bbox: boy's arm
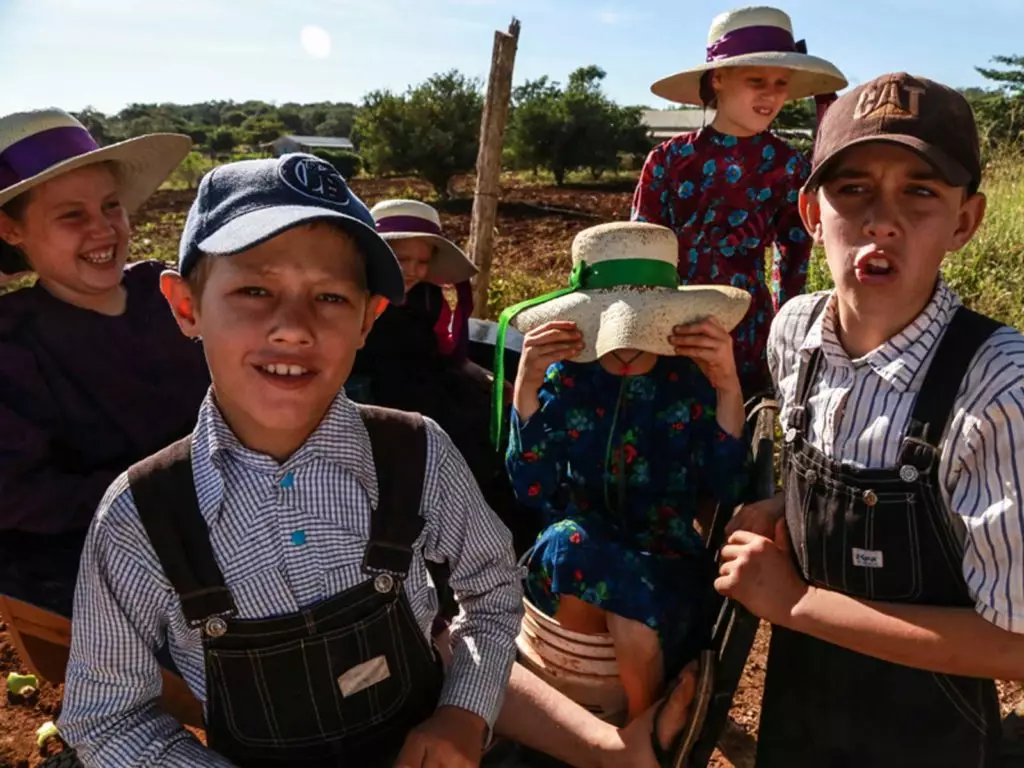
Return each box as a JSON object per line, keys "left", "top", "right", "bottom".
{"left": 719, "top": 385, "right": 1024, "bottom": 680}
{"left": 770, "top": 153, "right": 813, "bottom": 309}
{"left": 422, "top": 425, "right": 525, "bottom": 733}
{"left": 59, "top": 484, "right": 235, "bottom": 767}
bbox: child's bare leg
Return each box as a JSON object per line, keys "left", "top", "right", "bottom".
{"left": 606, "top": 612, "right": 664, "bottom": 722}
{"left": 552, "top": 594, "right": 608, "bottom": 634}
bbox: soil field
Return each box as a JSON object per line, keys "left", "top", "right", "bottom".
{"left": 2, "top": 176, "right": 1023, "bottom": 767}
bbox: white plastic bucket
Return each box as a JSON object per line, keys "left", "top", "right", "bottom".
{"left": 515, "top": 597, "right": 628, "bottom": 725}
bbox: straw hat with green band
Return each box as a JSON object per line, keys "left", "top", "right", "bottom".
{"left": 490, "top": 222, "right": 751, "bottom": 445}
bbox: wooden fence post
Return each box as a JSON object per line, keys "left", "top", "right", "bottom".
{"left": 468, "top": 17, "right": 521, "bottom": 318}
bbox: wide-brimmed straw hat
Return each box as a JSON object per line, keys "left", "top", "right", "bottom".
{"left": 370, "top": 199, "right": 478, "bottom": 285}
{"left": 651, "top": 6, "right": 847, "bottom": 106}
{"left": 0, "top": 108, "right": 191, "bottom": 213}
{"left": 489, "top": 221, "right": 751, "bottom": 444}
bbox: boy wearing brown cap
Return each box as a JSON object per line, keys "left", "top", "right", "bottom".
{"left": 715, "top": 72, "right": 1024, "bottom": 767}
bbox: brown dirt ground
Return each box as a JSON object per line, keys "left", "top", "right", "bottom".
{"left": 3, "top": 177, "right": 1023, "bottom": 766}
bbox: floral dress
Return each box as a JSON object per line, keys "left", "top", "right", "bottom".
{"left": 506, "top": 357, "right": 751, "bottom": 655}
{"left": 631, "top": 127, "right": 812, "bottom": 396}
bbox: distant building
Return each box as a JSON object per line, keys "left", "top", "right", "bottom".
{"left": 640, "top": 108, "right": 813, "bottom": 143}
{"left": 271, "top": 135, "right": 355, "bottom": 155}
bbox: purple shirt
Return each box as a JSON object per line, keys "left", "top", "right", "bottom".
{"left": 0, "top": 260, "right": 210, "bottom": 534}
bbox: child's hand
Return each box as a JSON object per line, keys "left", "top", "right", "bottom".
{"left": 394, "top": 706, "right": 485, "bottom": 768}
{"left": 669, "top": 319, "right": 742, "bottom": 395}
{"left": 715, "top": 518, "right": 808, "bottom": 626}
{"left": 726, "top": 494, "right": 786, "bottom": 538}
{"left": 513, "top": 321, "right": 584, "bottom": 421}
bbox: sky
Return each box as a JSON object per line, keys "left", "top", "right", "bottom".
{"left": 0, "top": 0, "right": 1021, "bottom": 118}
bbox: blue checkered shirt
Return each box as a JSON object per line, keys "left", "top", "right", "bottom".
{"left": 59, "top": 391, "right": 525, "bottom": 767}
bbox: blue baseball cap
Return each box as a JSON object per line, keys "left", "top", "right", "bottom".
{"left": 177, "top": 153, "right": 405, "bottom": 303}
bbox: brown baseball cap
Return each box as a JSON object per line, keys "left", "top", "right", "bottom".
{"left": 806, "top": 72, "right": 982, "bottom": 193}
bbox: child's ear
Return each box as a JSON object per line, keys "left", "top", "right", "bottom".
{"left": 356, "top": 295, "right": 384, "bottom": 348}
{"left": 159, "top": 270, "right": 202, "bottom": 339}
{"left": 0, "top": 211, "right": 24, "bottom": 246}
{"left": 949, "top": 192, "right": 987, "bottom": 253}
{"left": 798, "top": 189, "right": 825, "bottom": 245}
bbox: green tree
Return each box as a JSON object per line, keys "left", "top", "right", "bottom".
{"left": 507, "top": 66, "right": 644, "bottom": 185}
{"left": 976, "top": 55, "right": 1024, "bottom": 95}
{"left": 354, "top": 70, "right": 482, "bottom": 196}
{"left": 208, "top": 128, "right": 238, "bottom": 155}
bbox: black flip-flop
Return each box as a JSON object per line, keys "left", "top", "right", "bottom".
{"left": 651, "top": 649, "right": 716, "bottom": 768}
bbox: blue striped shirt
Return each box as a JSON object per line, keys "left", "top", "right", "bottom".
{"left": 768, "top": 280, "right": 1024, "bottom": 633}
{"left": 58, "top": 391, "right": 525, "bottom": 767}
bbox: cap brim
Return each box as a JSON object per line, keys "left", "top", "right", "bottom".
{"left": 805, "top": 135, "right": 972, "bottom": 191}
{"left": 378, "top": 232, "right": 478, "bottom": 284}
{"left": 198, "top": 205, "right": 405, "bottom": 304}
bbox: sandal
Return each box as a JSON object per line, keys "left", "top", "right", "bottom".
{"left": 650, "top": 649, "right": 715, "bottom": 768}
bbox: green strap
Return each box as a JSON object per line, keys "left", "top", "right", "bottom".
{"left": 490, "top": 258, "right": 678, "bottom": 448}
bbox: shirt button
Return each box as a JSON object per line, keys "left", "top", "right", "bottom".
{"left": 280, "top": 472, "right": 295, "bottom": 489}
{"left": 291, "top": 530, "right": 306, "bottom": 546}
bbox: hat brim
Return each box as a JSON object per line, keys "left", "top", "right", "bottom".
{"left": 510, "top": 285, "right": 751, "bottom": 362}
{"left": 378, "top": 232, "right": 478, "bottom": 285}
{"left": 198, "top": 205, "right": 405, "bottom": 304}
{"left": 0, "top": 133, "right": 192, "bottom": 214}
{"left": 804, "top": 135, "right": 973, "bottom": 191}
{"left": 651, "top": 53, "right": 848, "bottom": 105}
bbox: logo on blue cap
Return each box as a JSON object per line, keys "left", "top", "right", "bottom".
{"left": 278, "top": 154, "right": 350, "bottom": 207}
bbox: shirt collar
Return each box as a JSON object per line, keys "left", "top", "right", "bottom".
{"left": 802, "top": 279, "right": 961, "bottom": 393}
{"left": 189, "top": 389, "right": 380, "bottom": 528}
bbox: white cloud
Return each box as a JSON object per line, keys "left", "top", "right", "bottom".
{"left": 596, "top": 9, "right": 623, "bottom": 24}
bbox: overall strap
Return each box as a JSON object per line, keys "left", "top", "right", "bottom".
{"left": 789, "top": 293, "right": 831, "bottom": 432}
{"left": 127, "top": 437, "right": 237, "bottom": 628}
{"left": 358, "top": 405, "right": 429, "bottom": 579}
{"left": 901, "top": 307, "right": 1002, "bottom": 465}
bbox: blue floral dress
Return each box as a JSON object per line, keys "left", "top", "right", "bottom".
{"left": 506, "top": 357, "right": 751, "bottom": 654}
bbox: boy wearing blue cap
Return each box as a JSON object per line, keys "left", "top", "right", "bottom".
{"left": 58, "top": 154, "right": 525, "bottom": 768}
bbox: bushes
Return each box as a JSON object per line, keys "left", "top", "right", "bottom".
{"left": 311, "top": 149, "right": 362, "bottom": 179}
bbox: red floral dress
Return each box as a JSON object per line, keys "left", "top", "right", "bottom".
{"left": 631, "top": 126, "right": 812, "bottom": 395}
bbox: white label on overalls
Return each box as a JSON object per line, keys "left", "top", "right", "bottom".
{"left": 852, "top": 548, "right": 884, "bottom": 569}
{"left": 338, "top": 655, "right": 391, "bottom": 698}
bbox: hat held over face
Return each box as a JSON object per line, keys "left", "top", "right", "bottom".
{"left": 370, "top": 199, "right": 478, "bottom": 285}
{"left": 0, "top": 108, "right": 191, "bottom": 212}
{"left": 490, "top": 221, "right": 751, "bottom": 444}
{"left": 651, "top": 6, "right": 847, "bottom": 106}
{"left": 806, "top": 72, "right": 983, "bottom": 194}
{"left": 178, "top": 153, "right": 405, "bottom": 304}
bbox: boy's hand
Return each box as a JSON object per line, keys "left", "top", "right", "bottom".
{"left": 513, "top": 321, "right": 584, "bottom": 422}
{"left": 669, "top": 319, "right": 742, "bottom": 395}
{"left": 725, "top": 494, "right": 785, "bottom": 538}
{"left": 715, "top": 518, "right": 809, "bottom": 626}
{"left": 394, "top": 706, "right": 486, "bottom": 768}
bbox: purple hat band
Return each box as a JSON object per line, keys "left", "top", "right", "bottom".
{"left": 0, "top": 125, "right": 100, "bottom": 191}
{"left": 706, "top": 25, "right": 807, "bottom": 62}
{"left": 375, "top": 215, "right": 443, "bottom": 237}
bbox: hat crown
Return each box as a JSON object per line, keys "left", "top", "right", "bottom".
{"left": 0, "top": 108, "right": 88, "bottom": 154}
{"left": 370, "top": 198, "right": 442, "bottom": 228}
{"left": 707, "top": 6, "right": 794, "bottom": 45}
{"left": 571, "top": 222, "right": 678, "bottom": 270}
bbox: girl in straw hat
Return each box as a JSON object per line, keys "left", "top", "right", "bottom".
{"left": 632, "top": 5, "right": 847, "bottom": 397}
{"left": 0, "top": 108, "right": 209, "bottom": 618}
{"left": 502, "top": 222, "right": 752, "bottom": 758}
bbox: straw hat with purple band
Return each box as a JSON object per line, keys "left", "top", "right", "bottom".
{"left": 0, "top": 108, "right": 191, "bottom": 212}
{"left": 650, "top": 6, "right": 847, "bottom": 107}
{"left": 804, "top": 73, "right": 983, "bottom": 195}
{"left": 370, "top": 199, "right": 478, "bottom": 285}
